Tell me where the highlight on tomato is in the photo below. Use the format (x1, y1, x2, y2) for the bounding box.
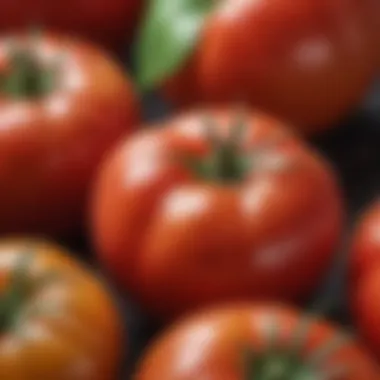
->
(135, 0, 379, 133)
(351, 200, 380, 359)
(90, 108, 344, 320)
(134, 303, 380, 380)
(0, 238, 123, 380)
(0, 0, 142, 48)
(0, 31, 140, 237)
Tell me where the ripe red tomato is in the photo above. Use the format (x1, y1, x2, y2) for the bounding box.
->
(134, 304, 379, 380)
(91, 109, 343, 319)
(0, 0, 142, 47)
(0, 238, 123, 380)
(351, 200, 380, 358)
(154, 0, 378, 133)
(0, 32, 140, 237)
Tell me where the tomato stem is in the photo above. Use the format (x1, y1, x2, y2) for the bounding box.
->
(185, 113, 250, 183)
(0, 30, 58, 99)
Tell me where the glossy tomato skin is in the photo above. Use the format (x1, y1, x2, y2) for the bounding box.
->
(134, 304, 379, 380)
(351, 200, 380, 358)
(164, 0, 378, 133)
(354, 266, 380, 359)
(91, 109, 343, 320)
(44, 0, 142, 47)
(351, 200, 380, 281)
(0, 33, 139, 237)
(0, 238, 123, 380)
(364, 0, 380, 67)
(0, 0, 142, 47)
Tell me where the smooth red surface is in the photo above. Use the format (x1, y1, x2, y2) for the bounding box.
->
(352, 200, 380, 358)
(164, 0, 378, 133)
(91, 109, 343, 320)
(134, 304, 379, 380)
(351, 201, 380, 280)
(364, 0, 380, 67)
(0, 0, 142, 47)
(0, 238, 123, 380)
(0, 33, 140, 237)
(354, 266, 380, 359)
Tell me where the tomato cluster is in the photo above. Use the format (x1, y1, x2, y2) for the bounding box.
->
(0, 0, 378, 379)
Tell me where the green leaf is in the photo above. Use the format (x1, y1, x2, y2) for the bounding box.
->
(134, 0, 214, 91)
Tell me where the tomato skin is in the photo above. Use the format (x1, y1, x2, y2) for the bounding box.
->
(44, 0, 142, 47)
(0, 0, 142, 47)
(351, 200, 380, 358)
(164, 0, 378, 133)
(351, 201, 380, 282)
(0, 238, 123, 380)
(134, 304, 379, 380)
(354, 266, 380, 359)
(0, 33, 139, 237)
(91, 109, 343, 320)
(366, 0, 380, 66)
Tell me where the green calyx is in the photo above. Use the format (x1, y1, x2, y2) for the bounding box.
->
(0, 254, 35, 332)
(134, 0, 215, 91)
(185, 115, 250, 184)
(244, 316, 348, 380)
(0, 253, 57, 333)
(0, 31, 58, 99)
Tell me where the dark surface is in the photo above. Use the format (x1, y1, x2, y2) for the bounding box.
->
(80, 80, 380, 379)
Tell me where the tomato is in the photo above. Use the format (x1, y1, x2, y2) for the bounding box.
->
(0, 238, 123, 380)
(90, 109, 343, 319)
(134, 303, 379, 380)
(136, 0, 378, 133)
(0, 0, 142, 47)
(0, 32, 139, 237)
(351, 200, 380, 358)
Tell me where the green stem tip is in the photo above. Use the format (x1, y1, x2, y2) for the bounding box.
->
(243, 314, 349, 380)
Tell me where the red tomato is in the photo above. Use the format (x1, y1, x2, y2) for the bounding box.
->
(0, 0, 142, 47)
(91, 109, 343, 319)
(351, 200, 380, 358)
(163, 0, 378, 133)
(134, 304, 379, 380)
(0, 238, 123, 380)
(0, 32, 139, 237)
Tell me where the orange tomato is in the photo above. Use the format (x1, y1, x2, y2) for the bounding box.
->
(91, 108, 343, 320)
(0, 238, 123, 380)
(0, 32, 139, 237)
(134, 303, 379, 380)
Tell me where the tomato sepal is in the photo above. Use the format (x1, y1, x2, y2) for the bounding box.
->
(134, 0, 215, 91)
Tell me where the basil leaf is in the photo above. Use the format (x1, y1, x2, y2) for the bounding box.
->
(134, 0, 214, 91)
